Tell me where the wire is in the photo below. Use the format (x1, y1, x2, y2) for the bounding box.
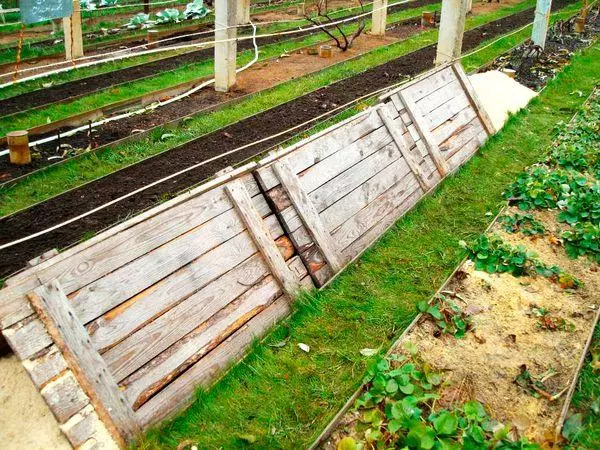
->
(0, 0, 407, 87)
(0, 78, 406, 251)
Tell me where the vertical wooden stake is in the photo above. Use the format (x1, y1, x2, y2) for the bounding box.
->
(237, 0, 250, 25)
(147, 29, 159, 49)
(371, 0, 388, 36)
(532, 0, 552, 49)
(63, 0, 84, 61)
(214, 0, 237, 92)
(7, 130, 31, 165)
(435, 0, 469, 65)
(143, 0, 150, 14)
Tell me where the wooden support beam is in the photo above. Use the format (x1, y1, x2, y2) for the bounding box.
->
(237, 0, 250, 25)
(532, 0, 552, 49)
(371, 0, 388, 36)
(226, 179, 302, 297)
(398, 90, 449, 176)
(63, 0, 84, 61)
(435, 0, 469, 65)
(214, 0, 237, 92)
(377, 107, 431, 191)
(451, 63, 496, 135)
(272, 160, 344, 273)
(27, 281, 141, 445)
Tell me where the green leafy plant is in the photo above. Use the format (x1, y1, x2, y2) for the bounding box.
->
(348, 352, 540, 449)
(155, 8, 182, 24)
(417, 295, 472, 339)
(500, 213, 546, 235)
(557, 183, 600, 225)
(184, 0, 211, 20)
(504, 165, 588, 210)
(561, 221, 600, 263)
(459, 235, 581, 289)
(126, 13, 151, 29)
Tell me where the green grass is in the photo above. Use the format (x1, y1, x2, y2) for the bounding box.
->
(0, 0, 559, 218)
(134, 41, 600, 450)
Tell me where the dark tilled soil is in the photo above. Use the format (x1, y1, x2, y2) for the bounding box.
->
(0, 17, 425, 180)
(484, 9, 600, 90)
(0, 0, 575, 278)
(0, 0, 439, 117)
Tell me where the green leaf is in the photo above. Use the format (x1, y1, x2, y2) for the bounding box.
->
(562, 413, 583, 441)
(386, 378, 399, 394)
(463, 401, 487, 421)
(400, 383, 415, 395)
(337, 437, 358, 450)
(388, 419, 402, 434)
(433, 411, 458, 436)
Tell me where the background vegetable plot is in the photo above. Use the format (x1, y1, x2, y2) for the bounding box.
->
(319, 89, 599, 449)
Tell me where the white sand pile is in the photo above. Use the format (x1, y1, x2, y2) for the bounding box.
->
(469, 70, 538, 131)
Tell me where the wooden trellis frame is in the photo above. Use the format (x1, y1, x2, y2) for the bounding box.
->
(0, 62, 494, 448)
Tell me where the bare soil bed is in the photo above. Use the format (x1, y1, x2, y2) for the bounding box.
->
(322, 207, 599, 448)
(0, 1, 576, 279)
(0, 0, 439, 113)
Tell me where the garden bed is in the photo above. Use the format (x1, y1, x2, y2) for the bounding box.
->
(0, 0, 580, 279)
(317, 88, 599, 450)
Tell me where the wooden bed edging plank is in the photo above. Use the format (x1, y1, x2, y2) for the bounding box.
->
(27, 281, 141, 445)
(452, 62, 497, 135)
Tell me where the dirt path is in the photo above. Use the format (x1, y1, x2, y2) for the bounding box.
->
(0, 1, 574, 279)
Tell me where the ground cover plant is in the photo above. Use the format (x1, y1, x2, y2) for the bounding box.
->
(0, 0, 581, 219)
(133, 38, 600, 450)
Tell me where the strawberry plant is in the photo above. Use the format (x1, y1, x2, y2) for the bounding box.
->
(557, 183, 600, 225)
(561, 221, 600, 263)
(500, 213, 546, 236)
(504, 166, 588, 210)
(345, 351, 540, 449)
(417, 295, 472, 339)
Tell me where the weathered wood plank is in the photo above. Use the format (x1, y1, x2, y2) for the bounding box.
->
(332, 174, 421, 254)
(28, 281, 141, 444)
(415, 79, 461, 115)
(135, 275, 313, 428)
(59, 404, 119, 449)
(86, 214, 283, 354)
(2, 317, 52, 360)
(377, 106, 430, 191)
(403, 66, 455, 102)
(122, 257, 307, 410)
(273, 161, 343, 273)
(102, 248, 288, 382)
(22, 345, 68, 388)
(452, 62, 496, 135)
(226, 179, 302, 297)
(398, 90, 449, 177)
(40, 371, 90, 423)
(426, 93, 471, 130)
(256, 109, 388, 191)
(446, 131, 487, 170)
(71, 191, 273, 325)
(433, 106, 477, 146)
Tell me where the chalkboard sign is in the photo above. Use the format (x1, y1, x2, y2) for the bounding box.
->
(20, 0, 73, 25)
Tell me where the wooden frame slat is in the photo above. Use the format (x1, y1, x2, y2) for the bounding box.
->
(27, 281, 140, 445)
(452, 62, 497, 135)
(377, 106, 430, 192)
(273, 160, 344, 273)
(398, 90, 450, 177)
(226, 179, 302, 297)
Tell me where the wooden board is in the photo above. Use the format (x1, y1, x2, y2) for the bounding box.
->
(27, 281, 141, 444)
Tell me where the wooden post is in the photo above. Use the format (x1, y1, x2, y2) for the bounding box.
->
(147, 29, 159, 49)
(237, 0, 250, 25)
(435, 0, 469, 65)
(371, 0, 388, 36)
(63, 0, 84, 61)
(466, 0, 473, 13)
(7, 130, 31, 165)
(532, 0, 552, 49)
(214, 0, 237, 92)
(144, 0, 150, 14)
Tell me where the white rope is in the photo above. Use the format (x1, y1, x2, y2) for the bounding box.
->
(0, 0, 408, 87)
(0, 79, 404, 250)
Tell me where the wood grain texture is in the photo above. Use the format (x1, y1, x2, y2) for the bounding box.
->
(452, 62, 496, 135)
(273, 160, 343, 273)
(2, 316, 52, 360)
(226, 179, 302, 297)
(398, 90, 449, 177)
(22, 344, 68, 388)
(377, 106, 430, 191)
(40, 371, 90, 423)
(28, 281, 141, 444)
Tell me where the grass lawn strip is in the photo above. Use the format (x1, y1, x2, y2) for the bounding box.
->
(0, 0, 579, 217)
(135, 38, 600, 450)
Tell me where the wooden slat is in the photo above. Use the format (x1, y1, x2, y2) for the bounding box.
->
(2, 317, 52, 360)
(415, 79, 461, 114)
(226, 179, 302, 297)
(403, 66, 456, 102)
(446, 131, 488, 170)
(122, 257, 307, 410)
(22, 345, 68, 388)
(433, 107, 478, 145)
(27, 281, 141, 444)
(398, 90, 450, 177)
(426, 94, 471, 130)
(273, 161, 343, 273)
(452, 62, 496, 135)
(377, 106, 430, 191)
(86, 214, 283, 354)
(40, 371, 90, 423)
